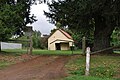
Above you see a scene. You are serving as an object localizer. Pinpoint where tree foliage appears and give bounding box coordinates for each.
[45,0,120,52]
[32,30,41,48]
[111,28,120,46]
[16,30,42,49]
[0,0,38,41]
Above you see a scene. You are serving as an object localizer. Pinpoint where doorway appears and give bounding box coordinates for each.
[55,43,61,50]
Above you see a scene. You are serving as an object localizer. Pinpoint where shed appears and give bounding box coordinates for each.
[48,29,74,50]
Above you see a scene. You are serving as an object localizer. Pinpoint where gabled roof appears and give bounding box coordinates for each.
[58,29,73,39]
[48,29,73,40]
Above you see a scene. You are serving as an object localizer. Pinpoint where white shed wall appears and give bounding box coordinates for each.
[1,42,22,49]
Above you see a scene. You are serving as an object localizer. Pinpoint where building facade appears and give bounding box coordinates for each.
[48,29,74,50]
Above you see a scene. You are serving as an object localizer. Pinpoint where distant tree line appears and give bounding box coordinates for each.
[16,30,48,49]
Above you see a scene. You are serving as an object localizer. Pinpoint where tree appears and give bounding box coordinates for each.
[40,35,49,49]
[0,0,38,41]
[32,30,42,48]
[111,27,120,46]
[15,30,43,49]
[44,0,120,53]
[0,0,47,51]
[0,0,37,52]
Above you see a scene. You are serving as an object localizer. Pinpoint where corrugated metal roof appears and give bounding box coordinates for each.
[59,29,73,39]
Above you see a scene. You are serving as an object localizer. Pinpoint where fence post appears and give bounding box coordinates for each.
[29,32,33,55]
[82,37,86,54]
[25,26,33,55]
[85,47,91,76]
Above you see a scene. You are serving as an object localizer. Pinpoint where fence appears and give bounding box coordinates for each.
[85,45,120,76]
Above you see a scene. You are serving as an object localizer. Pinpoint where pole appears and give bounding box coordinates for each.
[26,36,29,54]
[29,31,33,55]
[0,42,1,52]
[85,47,91,76]
[82,37,86,54]
[26,26,33,55]
[72,42,74,55]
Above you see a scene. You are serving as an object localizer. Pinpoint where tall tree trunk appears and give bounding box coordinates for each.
[93,15,115,53]
[0,42,1,52]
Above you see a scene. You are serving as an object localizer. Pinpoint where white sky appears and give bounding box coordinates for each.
[30,3,56,35]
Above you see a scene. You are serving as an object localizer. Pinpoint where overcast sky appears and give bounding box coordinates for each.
[30,3,56,35]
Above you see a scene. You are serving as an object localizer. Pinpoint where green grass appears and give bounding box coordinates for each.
[33,49,81,55]
[64,75,115,80]
[2,49,82,55]
[1,49,27,56]
[65,55,120,80]
[0,49,82,70]
[0,61,13,69]
[114,50,120,54]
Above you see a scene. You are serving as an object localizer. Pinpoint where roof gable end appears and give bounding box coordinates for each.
[48,29,73,40]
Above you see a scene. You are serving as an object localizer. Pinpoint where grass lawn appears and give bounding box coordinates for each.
[64,75,115,80]
[0,61,13,70]
[114,51,120,54]
[64,55,120,80]
[1,49,82,55]
[0,49,82,70]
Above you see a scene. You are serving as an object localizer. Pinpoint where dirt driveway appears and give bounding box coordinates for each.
[0,55,71,80]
